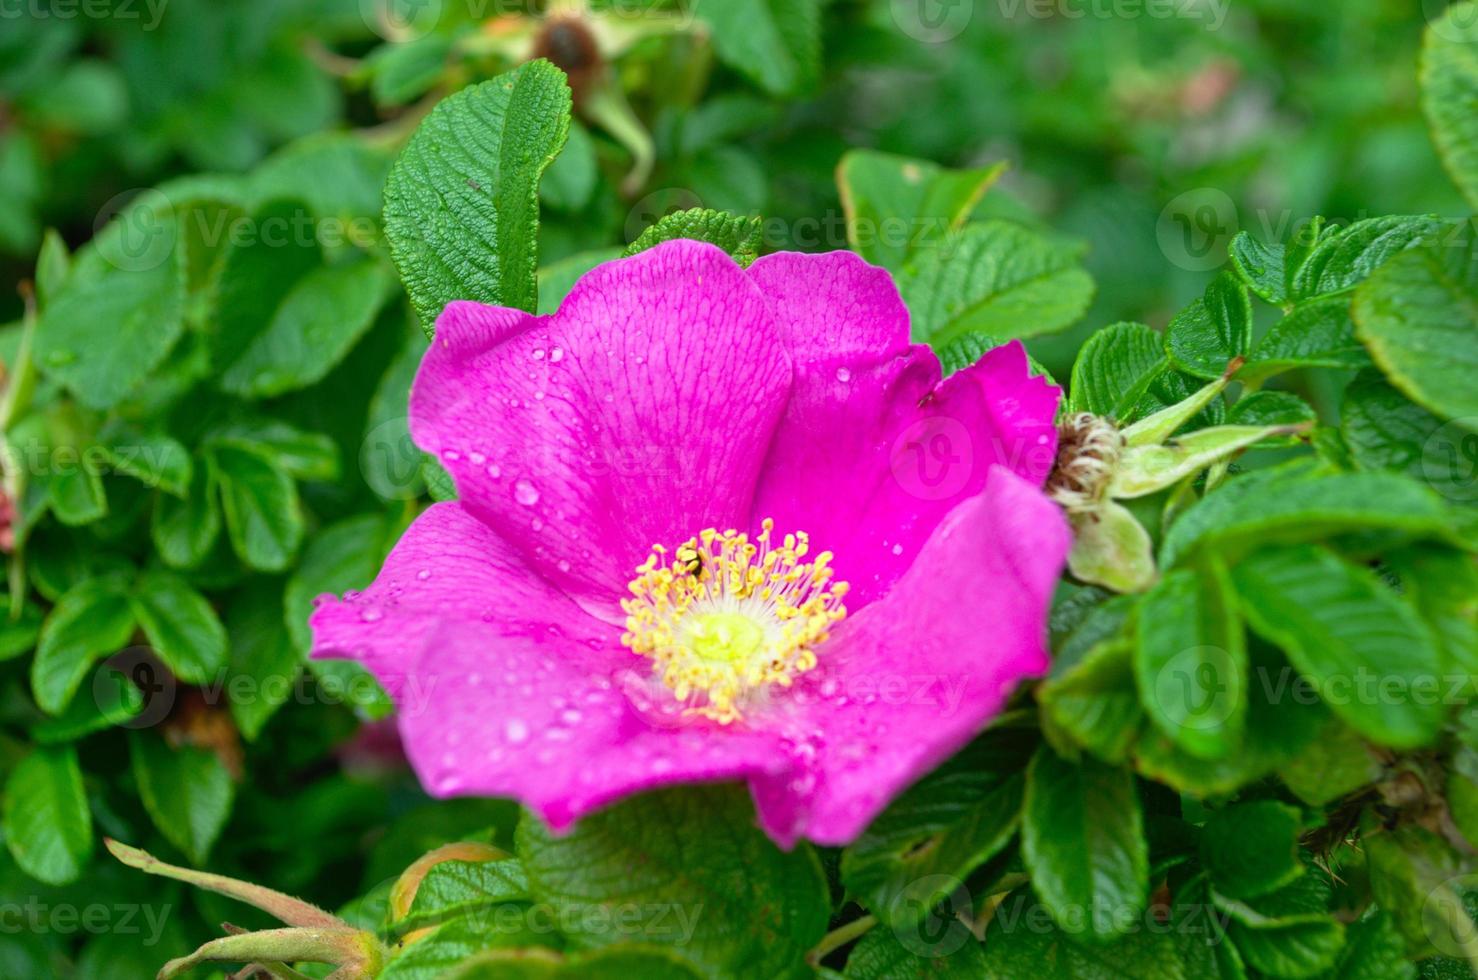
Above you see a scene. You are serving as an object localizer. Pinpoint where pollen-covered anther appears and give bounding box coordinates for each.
[1046,412,1126,515]
[621,519,849,723]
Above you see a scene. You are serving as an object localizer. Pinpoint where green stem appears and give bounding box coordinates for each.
[808,914,877,964]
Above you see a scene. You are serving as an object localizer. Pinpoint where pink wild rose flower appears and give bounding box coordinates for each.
[310,240,1069,847]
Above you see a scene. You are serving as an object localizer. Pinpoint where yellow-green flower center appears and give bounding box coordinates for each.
[621,519,849,723]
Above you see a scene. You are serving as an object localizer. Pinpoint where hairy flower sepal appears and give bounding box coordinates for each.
[1050,359,1308,593]
[106,839,388,979]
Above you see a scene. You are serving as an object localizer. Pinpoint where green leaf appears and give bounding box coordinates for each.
[31,662,143,744]
[35,227,70,307]
[1365,823,1471,961]
[837,150,1005,272]
[538,248,623,314]
[1353,231,1478,421]
[1065,501,1157,595]
[401,858,530,930]
[363,333,431,501]
[1158,460,1456,568]
[1068,321,1164,417]
[47,454,107,526]
[980,886,1187,978]
[224,582,302,741]
[1277,718,1381,806]
[2,746,92,885]
[32,574,136,714]
[220,259,394,398]
[129,733,234,865]
[1215,873,1345,979]
[129,571,227,685]
[367,34,453,109]
[1134,562,1247,760]
[384,60,572,331]
[209,197,323,371]
[151,463,221,569]
[208,418,339,482]
[901,220,1095,345]
[1423,3,1478,209]
[841,729,1032,929]
[1165,271,1252,379]
[623,208,763,267]
[1342,370,1477,504]
[1232,544,1445,748]
[211,444,303,572]
[700,0,820,96]
[842,927,987,978]
[1242,296,1371,383]
[445,946,704,980]
[0,604,43,662]
[540,119,597,213]
[1135,644,1329,797]
[1314,911,1415,980]
[1021,748,1147,941]
[1039,637,1144,764]
[1289,216,1441,300]
[1231,230,1296,306]
[1200,802,1304,900]
[34,195,187,408]
[1226,390,1317,430]
[97,422,192,497]
[517,785,829,978]
[383,912,554,979]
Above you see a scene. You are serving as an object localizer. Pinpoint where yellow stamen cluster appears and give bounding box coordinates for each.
[621,519,850,723]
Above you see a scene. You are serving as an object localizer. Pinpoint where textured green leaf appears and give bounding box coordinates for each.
[1068,321,1164,417]
[1227,390,1317,429]
[1039,637,1144,764]
[210,444,303,572]
[1423,3,1478,209]
[1277,718,1381,806]
[1021,749,1147,941]
[1289,216,1441,300]
[445,946,703,980]
[1243,296,1371,382]
[1159,461,1456,568]
[837,150,1004,271]
[1135,562,1247,760]
[208,418,339,482]
[517,785,829,978]
[1313,911,1415,980]
[842,927,987,978]
[401,859,529,930]
[129,733,234,865]
[151,463,221,569]
[384,61,572,331]
[1200,802,1304,900]
[623,208,763,266]
[700,0,821,96]
[980,886,1187,978]
[1365,823,1469,961]
[209,197,322,371]
[31,574,136,714]
[2,746,92,885]
[1342,370,1477,504]
[841,729,1032,929]
[220,259,394,398]
[1215,870,1344,978]
[1166,271,1252,378]
[901,221,1095,345]
[1353,231,1478,420]
[129,571,227,684]
[97,423,192,497]
[1232,544,1445,748]
[34,197,186,408]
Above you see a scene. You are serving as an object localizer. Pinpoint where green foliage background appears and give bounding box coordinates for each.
[0,1,1476,977]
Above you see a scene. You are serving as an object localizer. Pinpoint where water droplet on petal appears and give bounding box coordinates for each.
[557,559,571,573]
[469,451,486,465]
[530,348,546,360]
[835,366,852,382]
[359,605,384,623]
[504,719,530,744]
[560,709,582,725]
[443,449,461,462]
[416,569,432,581]
[549,346,564,363]
[514,480,540,506]
[891,543,903,556]
[487,464,501,479]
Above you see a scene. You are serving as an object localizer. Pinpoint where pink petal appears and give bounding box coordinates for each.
[410,241,792,609]
[308,502,612,697]
[397,619,797,832]
[757,468,1070,846]
[745,251,1061,606]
